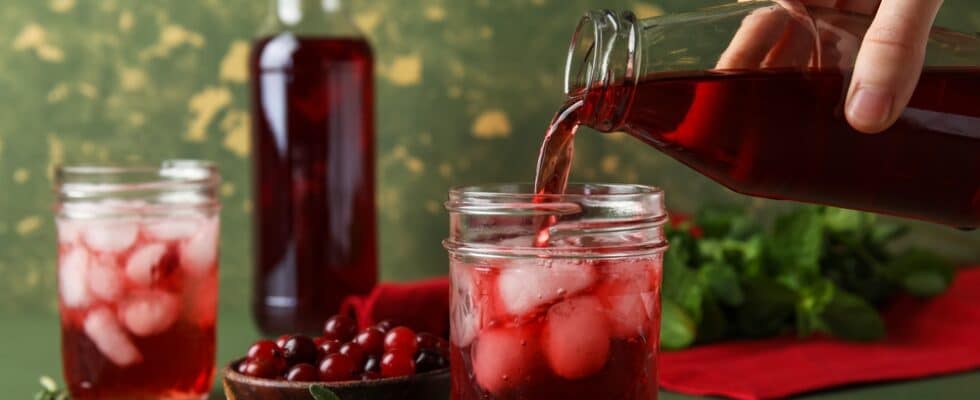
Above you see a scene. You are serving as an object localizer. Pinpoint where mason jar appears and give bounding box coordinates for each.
[55,160,220,400]
[444,184,668,399]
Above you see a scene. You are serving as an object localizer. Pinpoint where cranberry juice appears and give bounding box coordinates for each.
[553,67,980,228]
[450,253,661,400]
[250,36,377,335]
[57,210,219,399]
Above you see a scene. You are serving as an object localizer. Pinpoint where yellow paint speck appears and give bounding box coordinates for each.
[221,110,251,157]
[425,200,441,214]
[405,157,424,174]
[438,163,453,178]
[119,66,147,91]
[424,6,446,21]
[447,86,462,99]
[354,11,382,33]
[47,83,69,103]
[221,182,235,197]
[419,133,432,146]
[140,25,205,60]
[479,26,494,39]
[632,3,665,18]
[606,131,627,141]
[119,11,134,32]
[78,83,98,98]
[13,24,65,63]
[242,199,253,214]
[186,87,232,142]
[472,110,511,139]
[81,141,96,155]
[600,156,620,174]
[384,54,422,86]
[13,168,30,184]
[16,216,42,236]
[129,113,146,127]
[49,0,76,13]
[220,41,250,83]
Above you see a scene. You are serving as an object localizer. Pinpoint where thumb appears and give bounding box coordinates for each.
[845,0,944,133]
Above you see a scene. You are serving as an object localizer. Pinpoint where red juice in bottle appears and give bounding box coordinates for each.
[250,34,377,335]
[600,67,980,228]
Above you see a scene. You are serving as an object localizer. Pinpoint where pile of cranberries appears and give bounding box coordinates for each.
[237,315,449,382]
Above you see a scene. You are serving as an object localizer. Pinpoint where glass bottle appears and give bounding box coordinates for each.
[250,0,377,335]
[562,1,980,228]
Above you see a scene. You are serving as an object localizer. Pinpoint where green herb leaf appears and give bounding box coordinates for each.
[663,260,704,322]
[310,385,342,400]
[696,295,729,343]
[821,289,886,341]
[736,277,798,338]
[768,207,824,274]
[661,299,697,350]
[885,248,956,297]
[700,262,744,306]
[696,205,759,239]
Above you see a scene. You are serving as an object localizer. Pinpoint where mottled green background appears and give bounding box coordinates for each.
[1,0,978,317]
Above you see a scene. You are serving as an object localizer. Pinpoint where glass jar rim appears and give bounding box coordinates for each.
[447,183,666,217]
[55,160,220,217]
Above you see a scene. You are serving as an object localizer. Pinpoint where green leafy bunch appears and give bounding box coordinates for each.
[660,205,957,350]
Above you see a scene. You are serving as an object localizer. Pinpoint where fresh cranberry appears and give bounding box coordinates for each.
[318,353,356,382]
[340,342,366,368]
[361,371,382,380]
[275,334,292,349]
[381,349,416,378]
[414,348,449,373]
[247,339,280,361]
[354,327,386,356]
[363,355,381,373]
[281,335,318,366]
[317,339,343,360]
[375,319,396,332]
[240,356,286,379]
[285,363,318,382]
[323,315,357,342]
[415,332,440,351]
[384,327,418,354]
[313,336,329,347]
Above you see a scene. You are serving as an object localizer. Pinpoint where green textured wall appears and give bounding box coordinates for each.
[0,0,977,316]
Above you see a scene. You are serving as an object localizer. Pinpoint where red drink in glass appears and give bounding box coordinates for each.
[56,162,220,400]
[445,184,666,400]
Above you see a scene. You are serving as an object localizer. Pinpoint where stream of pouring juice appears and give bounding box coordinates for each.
[535,67,980,229]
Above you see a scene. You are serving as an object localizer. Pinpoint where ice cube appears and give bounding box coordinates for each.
[143,217,203,241]
[497,260,596,316]
[451,265,479,347]
[82,219,138,253]
[543,296,611,380]
[87,256,124,302]
[59,247,91,308]
[179,217,219,276]
[125,243,168,286]
[472,326,540,394]
[83,307,142,367]
[119,289,179,337]
[596,261,657,338]
[56,219,81,244]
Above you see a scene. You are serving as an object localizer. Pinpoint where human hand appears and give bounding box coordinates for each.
[722,0,944,133]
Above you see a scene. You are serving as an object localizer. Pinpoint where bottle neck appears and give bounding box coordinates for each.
[264,0,361,37]
[564,10,640,132]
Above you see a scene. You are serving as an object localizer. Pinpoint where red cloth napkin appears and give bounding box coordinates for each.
[341,268,980,399]
[660,266,980,399]
[340,277,450,338]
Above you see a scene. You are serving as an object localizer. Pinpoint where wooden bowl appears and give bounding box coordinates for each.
[223,358,450,400]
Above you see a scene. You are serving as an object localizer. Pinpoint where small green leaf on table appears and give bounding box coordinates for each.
[311,385,342,400]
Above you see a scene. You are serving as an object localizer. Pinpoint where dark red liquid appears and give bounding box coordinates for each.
[62,320,215,399]
[250,36,377,335]
[537,68,980,228]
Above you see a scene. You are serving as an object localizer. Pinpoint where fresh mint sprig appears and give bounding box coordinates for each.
[661,205,957,349]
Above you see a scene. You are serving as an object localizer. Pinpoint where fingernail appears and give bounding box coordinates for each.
[847,86,893,130]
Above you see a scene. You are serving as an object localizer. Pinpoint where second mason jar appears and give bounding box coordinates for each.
[445,184,668,400]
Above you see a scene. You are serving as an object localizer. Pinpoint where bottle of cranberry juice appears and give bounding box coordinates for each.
[250,0,377,335]
[559,3,980,228]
